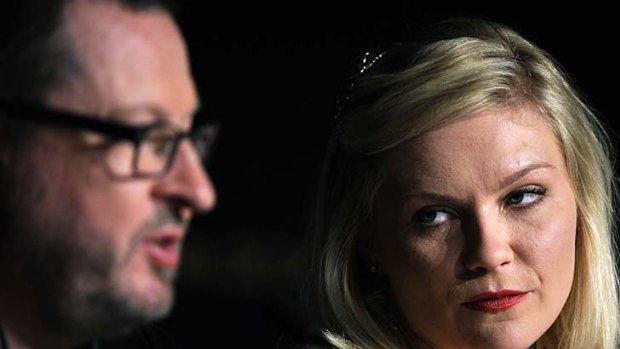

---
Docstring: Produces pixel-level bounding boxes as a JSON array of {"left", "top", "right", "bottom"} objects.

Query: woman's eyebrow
[{"left": 499, "top": 162, "right": 554, "bottom": 188}]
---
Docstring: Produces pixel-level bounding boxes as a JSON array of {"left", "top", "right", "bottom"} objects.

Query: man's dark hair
[{"left": 0, "top": 0, "right": 171, "bottom": 104}]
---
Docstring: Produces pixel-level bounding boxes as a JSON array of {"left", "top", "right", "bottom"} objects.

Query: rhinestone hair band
[{"left": 333, "top": 49, "right": 389, "bottom": 129}]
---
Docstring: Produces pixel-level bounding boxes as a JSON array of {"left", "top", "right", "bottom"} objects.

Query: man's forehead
[
  {"left": 64, "top": 0, "right": 182, "bottom": 62},
  {"left": 50, "top": 0, "right": 198, "bottom": 129}
]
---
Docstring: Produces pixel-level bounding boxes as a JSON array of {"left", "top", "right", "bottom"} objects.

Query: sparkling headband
[
  {"left": 333, "top": 50, "right": 389, "bottom": 129},
  {"left": 333, "top": 43, "right": 409, "bottom": 131}
]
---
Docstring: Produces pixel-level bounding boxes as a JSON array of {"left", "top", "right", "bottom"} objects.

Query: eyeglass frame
[{"left": 0, "top": 101, "right": 217, "bottom": 178}]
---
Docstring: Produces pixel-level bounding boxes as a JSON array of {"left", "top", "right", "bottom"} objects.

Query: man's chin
[
  {"left": 71, "top": 274, "right": 176, "bottom": 336},
  {"left": 44, "top": 284, "right": 174, "bottom": 344},
  {"left": 121, "top": 275, "right": 176, "bottom": 321}
]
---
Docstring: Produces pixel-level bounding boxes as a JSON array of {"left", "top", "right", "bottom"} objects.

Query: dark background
[{"left": 141, "top": 2, "right": 616, "bottom": 348}]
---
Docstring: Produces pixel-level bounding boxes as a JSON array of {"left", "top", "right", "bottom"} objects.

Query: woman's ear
[
  {"left": 358, "top": 216, "right": 383, "bottom": 274},
  {"left": 0, "top": 122, "right": 11, "bottom": 170}
]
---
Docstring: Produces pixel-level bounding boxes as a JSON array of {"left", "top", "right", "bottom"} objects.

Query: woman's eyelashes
[
  {"left": 412, "top": 207, "right": 454, "bottom": 227},
  {"left": 411, "top": 185, "right": 547, "bottom": 228},
  {"left": 505, "top": 185, "right": 547, "bottom": 209}
]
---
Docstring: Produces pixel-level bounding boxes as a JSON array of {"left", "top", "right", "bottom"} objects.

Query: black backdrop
[{"left": 134, "top": 2, "right": 617, "bottom": 348}]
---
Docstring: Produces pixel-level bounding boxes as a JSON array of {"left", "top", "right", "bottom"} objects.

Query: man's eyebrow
[
  {"left": 108, "top": 105, "right": 164, "bottom": 120},
  {"left": 108, "top": 105, "right": 196, "bottom": 130},
  {"left": 499, "top": 162, "right": 554, "bottom": 188}
]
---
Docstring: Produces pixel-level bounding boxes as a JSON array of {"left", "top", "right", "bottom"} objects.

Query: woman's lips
[{"left": 462, "top": 290, "right": 528, "bottom": 313}]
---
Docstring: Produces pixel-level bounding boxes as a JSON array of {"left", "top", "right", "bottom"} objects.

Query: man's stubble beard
[{"left": 0, "top": 155, "right": 181, "bottom": 342}]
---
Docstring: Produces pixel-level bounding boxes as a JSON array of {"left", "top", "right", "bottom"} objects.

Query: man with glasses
[{"left": 0, "top": 0, "right": 216, "bottom": 348}]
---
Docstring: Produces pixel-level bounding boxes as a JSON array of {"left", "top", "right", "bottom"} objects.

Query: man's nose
[
  {"left": 462, "top": 210, "right": 514, "bottom": 274},
  {"left": 151, "top": 140, "right": 216, "bottom": 214}
]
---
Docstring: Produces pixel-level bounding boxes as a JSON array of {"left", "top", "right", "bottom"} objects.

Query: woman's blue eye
[
  {"left": 413, "top": 209, "right": 450, "bottom": 226},
  {"left": 507, "top": 186, "right": 546, "bottom": 206}
]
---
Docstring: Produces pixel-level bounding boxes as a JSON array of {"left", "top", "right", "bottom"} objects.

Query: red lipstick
[{"left": 462, "top": 290, "right": 528, "bottom": 313}]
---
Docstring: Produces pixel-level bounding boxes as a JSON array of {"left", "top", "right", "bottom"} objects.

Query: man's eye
[
  {"left": 413, "top": 208, "right": 451, "bottom": 226},
  {"left": 143, "top": 128, "right": 177, "bottom": 156},
  {"left": 152, "top": 139, "right": 175, "bottom": 155},
  {"left": 506, "top": 185, "right": 546, "bottom": 206}
]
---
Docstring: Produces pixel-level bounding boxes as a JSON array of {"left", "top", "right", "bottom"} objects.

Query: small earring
[{"left": 369, "top": 265, "right": 377, "bottom": 273}]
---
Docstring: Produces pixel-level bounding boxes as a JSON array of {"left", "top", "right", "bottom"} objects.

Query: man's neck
[
  {"left": 0, "top": 319, "right": 9, "bottom": 349},
  {"left": 0, "top": 318, "right": 69, "bottom": 349},
  {"left": 0, "top": 292, "right": 72, "bottom": 349}
]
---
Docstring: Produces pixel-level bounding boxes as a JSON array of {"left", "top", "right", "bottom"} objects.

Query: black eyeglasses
[{"left": 0, "top": 102, "right": 218, "bottom": 178}]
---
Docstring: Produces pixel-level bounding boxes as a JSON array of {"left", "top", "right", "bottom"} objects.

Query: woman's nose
[{"left": 462, "top": 210, "right": 514, "bottom": 274}]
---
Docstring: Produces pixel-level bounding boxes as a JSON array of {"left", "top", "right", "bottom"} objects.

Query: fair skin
[
  {"left": 369, "top": 106, "right": 577, "bottom": 349},
  {"left": 0, "top": 1, "right": 215, "bottom": 348}
]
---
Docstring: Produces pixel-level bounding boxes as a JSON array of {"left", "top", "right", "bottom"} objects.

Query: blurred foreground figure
[{"left": 0, "top": 0, "right": 217, "bottom": 348}]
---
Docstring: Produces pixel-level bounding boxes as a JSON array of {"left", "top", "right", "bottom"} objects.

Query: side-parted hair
[{"left": 312, "top": 18, "right": 619, "bottom": 349}]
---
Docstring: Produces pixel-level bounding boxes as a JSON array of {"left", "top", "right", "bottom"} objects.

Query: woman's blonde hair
[{"left": 311, "top": 18, "right": 619, "bottom": 349}]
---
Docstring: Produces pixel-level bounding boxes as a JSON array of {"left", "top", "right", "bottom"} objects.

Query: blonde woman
[{"left": 311, "top": 18, "right": 618, "bottom": 349}]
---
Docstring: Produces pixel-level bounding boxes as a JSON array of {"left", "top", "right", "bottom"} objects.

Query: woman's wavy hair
[{"left": 311, "top": 18, "right": 619, "bottom": 349}]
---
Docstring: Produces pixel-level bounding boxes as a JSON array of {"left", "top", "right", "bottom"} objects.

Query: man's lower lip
[
  {"left": 462, "top": 293, "right": 527, "bottom": 312},
  {"left": 142, "top": 241, "right": 180, "bottom": 269}
]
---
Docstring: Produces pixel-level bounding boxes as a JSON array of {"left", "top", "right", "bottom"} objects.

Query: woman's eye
[
  {"left": 506, "top": 186, "right": 546, "bottom": 206},
  {"left": 413, "top": 208, "right": 450, "bottom": 226}
]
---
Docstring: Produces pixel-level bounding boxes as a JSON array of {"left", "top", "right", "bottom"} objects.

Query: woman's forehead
[{"left": 380, "top": 106, "right": 566, "bottom": 194}]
